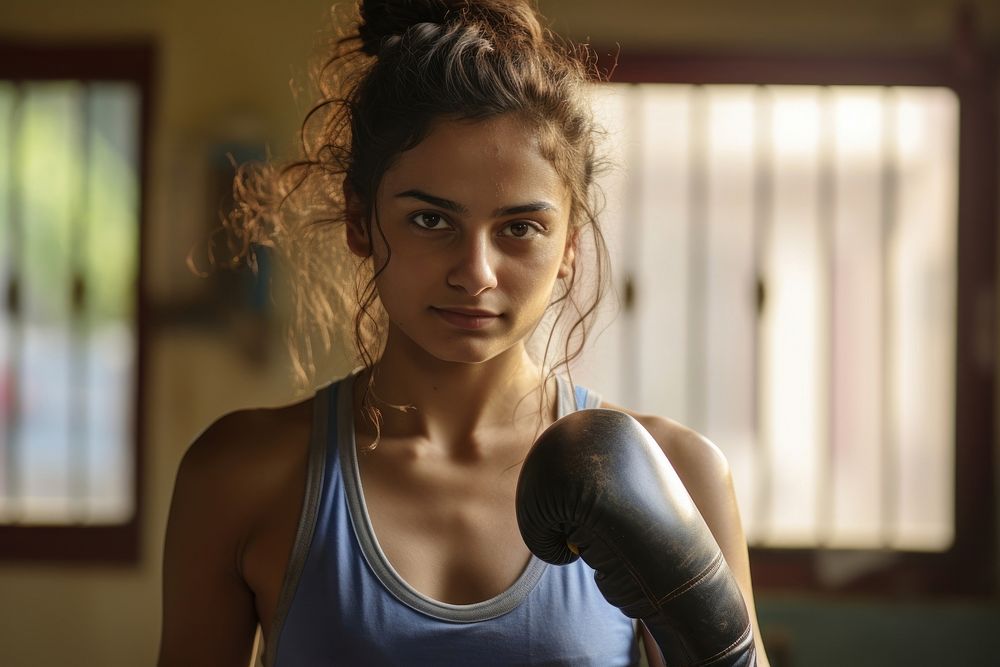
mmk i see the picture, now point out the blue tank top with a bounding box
[264,373,640,666]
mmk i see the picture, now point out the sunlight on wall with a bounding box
[576,83,957,551]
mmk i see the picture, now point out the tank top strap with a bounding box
[557,376,603,415]
[263,379,335,666]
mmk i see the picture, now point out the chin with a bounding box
[390,318,528,367]
[425,343,505,366]
[415,332,524,366]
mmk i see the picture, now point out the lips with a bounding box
[431,306,501,330]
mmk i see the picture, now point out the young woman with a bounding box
[159,1,770,665]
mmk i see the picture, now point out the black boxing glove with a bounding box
[515,409,756,667]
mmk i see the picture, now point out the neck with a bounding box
[353,329,553,453]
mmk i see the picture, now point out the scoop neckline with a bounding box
[336,372,579,622]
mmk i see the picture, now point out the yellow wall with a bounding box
[0,1,997,665]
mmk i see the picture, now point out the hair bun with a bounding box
[357,0,455,56]
[357,0,540,56]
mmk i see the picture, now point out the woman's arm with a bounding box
[620,408,771,667]
[158,414,260,667]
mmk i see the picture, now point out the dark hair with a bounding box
[228,0,611,441]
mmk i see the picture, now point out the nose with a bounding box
[447,232,498,296]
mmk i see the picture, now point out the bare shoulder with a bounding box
[165,397,317,583]
[174,397,315,522]
[599,401,731,487]
[180,398,316,479]
[160,397,316,666]
[174,398,316,580]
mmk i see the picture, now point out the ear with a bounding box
[558,226,577,279]
[343,179,371,257]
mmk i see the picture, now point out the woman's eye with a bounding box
[501,221,541,238]
[411,212,448,230]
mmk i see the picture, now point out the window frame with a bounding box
[603,48,998,596]
[0,41,154,563]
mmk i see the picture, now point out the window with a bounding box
[0,43,152,562]
[573,52,996,594]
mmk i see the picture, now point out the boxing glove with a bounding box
[515,409,756,667]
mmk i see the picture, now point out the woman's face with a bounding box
[349,113,576,366]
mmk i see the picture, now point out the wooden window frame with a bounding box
[603,44,998,596]
[0,41,154,563]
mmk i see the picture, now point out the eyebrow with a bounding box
[395,189,468,214]
[494,201,559,217]
[394,189,558,218]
